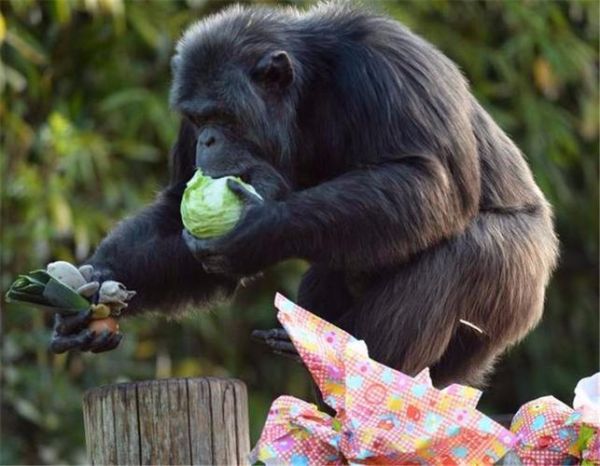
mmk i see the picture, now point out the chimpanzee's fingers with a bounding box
[182,229,200,255]
[80,330,110,352]
[54,309,93,335]
[182,230,237,274]
[182,229,219,260]
[266,339,297,354]
[273,350,302,363]
[227,179,263,205]
[90,331,122,353]
[251,328,290,343]
[102,333,123,352]
[49,329,95,353]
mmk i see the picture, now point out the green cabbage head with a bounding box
[180,170,262,238]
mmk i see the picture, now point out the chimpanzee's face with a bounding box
[169,15,296,179]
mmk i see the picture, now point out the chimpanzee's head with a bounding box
[170,3,473,190]
[170,6,301,181]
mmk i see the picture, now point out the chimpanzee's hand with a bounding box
[50,310,123,353]
[48,263,127,354]
[251,328,300,362]
[183,179,277,276]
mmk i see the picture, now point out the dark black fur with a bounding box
[69,3,557,386]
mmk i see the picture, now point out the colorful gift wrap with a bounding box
[251,293,517,465]
[511,388,599,465]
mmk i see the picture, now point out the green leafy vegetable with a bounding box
[180,169,261,239]
[42,278,90,311]
[5,270,89,314]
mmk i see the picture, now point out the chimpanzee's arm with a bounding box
[282,156,480,269]
[194,154,479,274]
[50,122,236,353]
[86,181,237,315]
[88,120,240,315]
[50,181,238,353]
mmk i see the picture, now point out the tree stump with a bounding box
[82,377,250,465]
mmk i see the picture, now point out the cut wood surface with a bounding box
[82,377,250,465]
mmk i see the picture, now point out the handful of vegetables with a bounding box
[6,261,135,334]
[180,169,262,239]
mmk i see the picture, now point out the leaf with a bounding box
[5,270,53,305]
[98,88,153,113]
[42,278,90,311]
[532,57,558,98]
[14,399,42,425]
[4,30,47,65]
[11,276,31,290]
[127,8,160,49]
[6,289,50,306]
[0,13,5,44]
[51,0,72,25]
[17,283,46,295]
[27,270,51,285]
[49,191,73,235]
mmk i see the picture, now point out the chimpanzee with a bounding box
[51,3,558,387]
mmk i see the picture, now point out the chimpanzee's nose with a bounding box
[198,128,218,148]
[196,128,223,170]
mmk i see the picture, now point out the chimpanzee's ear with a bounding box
[252,50,294,91]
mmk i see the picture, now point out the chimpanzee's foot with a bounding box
[253,329,337,414]
[49,310,122,353]
[251,328,300,362]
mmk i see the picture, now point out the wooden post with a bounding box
[82,377,250,465]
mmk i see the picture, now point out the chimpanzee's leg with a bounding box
[342,210,556,387]
[297,265,354,321]
[252,265,354,358]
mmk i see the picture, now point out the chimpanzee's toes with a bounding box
[251,328,289,342]
[251,328,300,362]
[49,329,95,354]
[55,309,93,335]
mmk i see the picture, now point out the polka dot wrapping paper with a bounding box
[250,293,518,465]
[511,396,599,465]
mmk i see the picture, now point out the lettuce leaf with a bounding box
[180,170,261,238]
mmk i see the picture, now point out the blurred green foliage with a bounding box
[1,0,597,464]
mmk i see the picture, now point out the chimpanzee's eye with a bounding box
[184,111,234,129]
[182,113,197,127]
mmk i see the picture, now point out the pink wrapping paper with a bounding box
[511,396,599,465]
[251,293,516,465]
